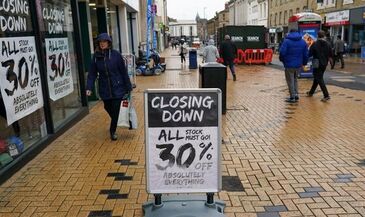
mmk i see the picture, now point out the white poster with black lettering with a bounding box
[45,38,73,101]
[0,36,44,126]
[145,89,222,194]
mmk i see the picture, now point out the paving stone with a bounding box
[264,205,288,212]
[298,192,320,198]
[336,174,355,179]
[1,49,365,217]
[257,212,280,217]
[222,176,244,192]
[304,187,325,192]
[88,210,112,217]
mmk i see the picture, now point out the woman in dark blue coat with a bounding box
[86,33,132,141]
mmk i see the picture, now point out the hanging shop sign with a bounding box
[0,36,44,126]
[325,10,350,26]
[145,89,222,194]
[45,38,73,101]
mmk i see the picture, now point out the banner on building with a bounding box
[146,0,153,59]
[0,36,44,126]
[45,38,73,101]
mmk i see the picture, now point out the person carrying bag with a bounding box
[86,33,132,141]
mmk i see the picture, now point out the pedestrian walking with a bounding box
[279,28,308,103]
[332,35,345,69]
[203,39,219,63]
[220,35,237,81]
[179,42,187,64]
[306,30,331,102]
[86,33,132,141]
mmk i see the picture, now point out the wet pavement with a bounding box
[1,48,365,217]
[271,54,365,91]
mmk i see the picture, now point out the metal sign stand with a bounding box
[143,193,226,217]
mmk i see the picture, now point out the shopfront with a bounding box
[325,10,350,42]
[86,0,140,56]
[349,7,365,55]
[0,0,87,182]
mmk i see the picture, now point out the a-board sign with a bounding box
[144,89,222,194]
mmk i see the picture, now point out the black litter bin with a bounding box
[199,63,227,114]
[189,49,197,69]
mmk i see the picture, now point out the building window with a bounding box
[270,14,273,26]
[289,9,293,17]
[279,12,282,25]
[275,13,277,26]
[296,7,300,13]
[284,11,287,24]
[38,0,83,130]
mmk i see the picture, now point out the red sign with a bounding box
[325,21,350,26]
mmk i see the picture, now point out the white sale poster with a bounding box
[0,36,44,126]
[45,38,73,101]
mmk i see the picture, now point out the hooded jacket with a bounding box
[203,39,220,63]
[309,38,331,69]
[279,32,308,68]
[86,34,132,100]
[219,39,237,61]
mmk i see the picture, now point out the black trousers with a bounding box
[332,52,344,68]
[180,54,185,63]
[309,67,329,98]
[103,98,122,135]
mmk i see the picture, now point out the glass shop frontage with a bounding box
[0,0,141,183]
[0,0,88,182]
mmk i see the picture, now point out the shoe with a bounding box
[306,91,313,97]
[321,96,330,102]
[233,74,236,81]
[110,133,118,141]
[295,96,299,101]
[285,97,296,103]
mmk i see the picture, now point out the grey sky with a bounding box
[167,0,226,20]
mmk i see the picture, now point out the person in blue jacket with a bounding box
[279,28,308,103]
[86,33,132,141]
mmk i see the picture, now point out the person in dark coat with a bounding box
[279,28,308,103]
[332,35,345,69]
[179,42,187,64]
[86,33,132,141]
[220,35,237,81]
[306,30,331,102]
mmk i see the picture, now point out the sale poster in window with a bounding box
[45,38,73,101]
[0,36,44,126]
[145,91,221,194]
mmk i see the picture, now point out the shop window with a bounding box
[0,0,47,169]
[36,0,82,130]
[107,5,121,52]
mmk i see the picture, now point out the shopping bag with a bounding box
[117,99,130,128]
[129,106,138,129]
